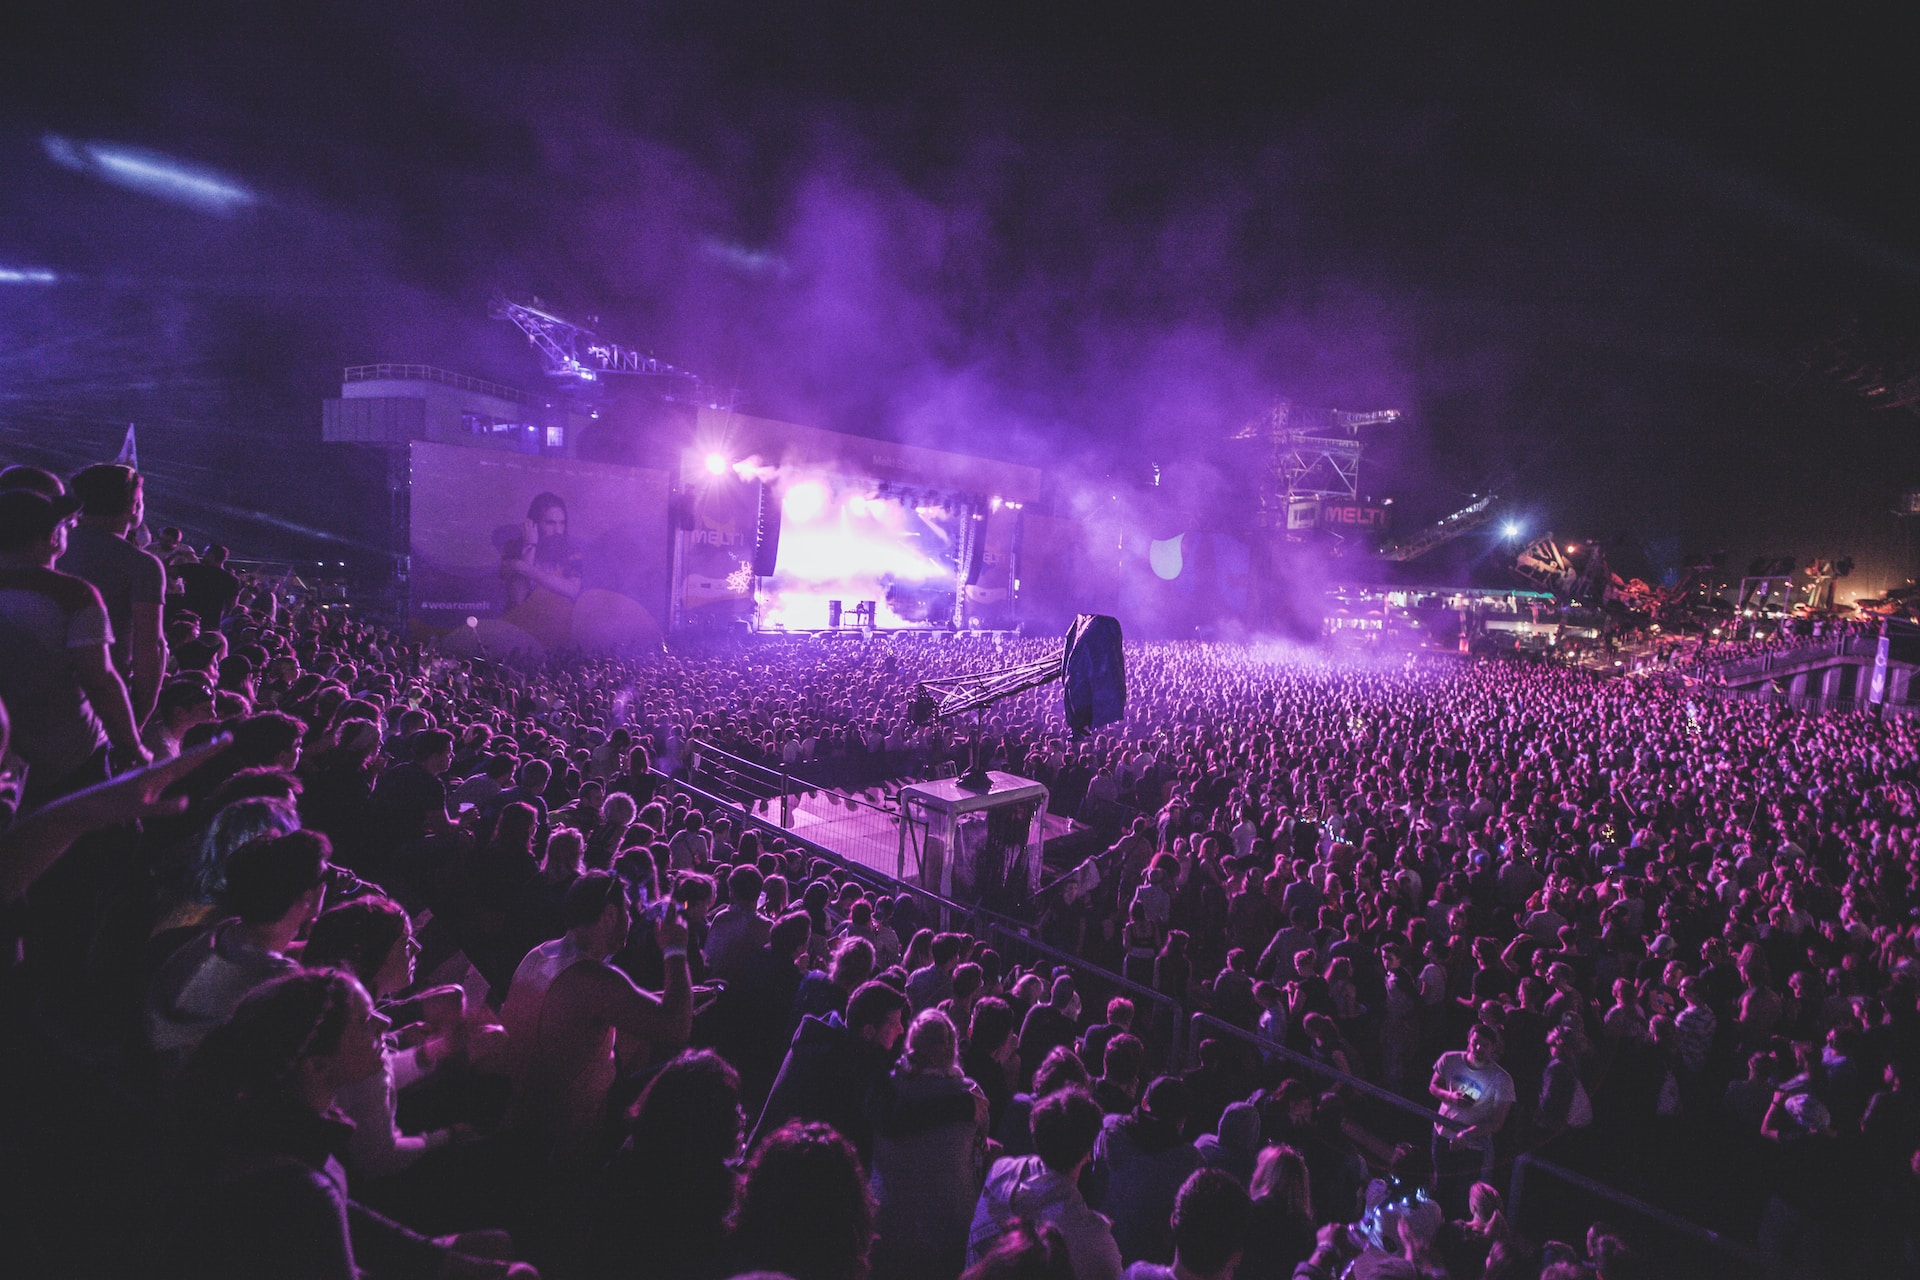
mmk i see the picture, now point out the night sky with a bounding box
[3,3,1919,594]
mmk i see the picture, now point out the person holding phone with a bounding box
[498,871,693,1164]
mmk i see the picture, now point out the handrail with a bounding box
[1713,633,1878,682]
[1511,1155,1760,1258]
[688,739,787,788]
[1190,1014,1783,1272]
[986,923,1186,1066]
[1187,1012,1449,1130]
[687,739,795,826]
[1509,1154,1799,1280]
[689,737,933,832]
[657,769,1766,1260]
[343,363,535,405]
[657,768,1182,1061]
[654,769,987,927]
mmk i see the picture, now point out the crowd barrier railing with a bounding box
[982,924,1186,1072]
[1186,1012,1448,1170]
[685,740,794,827]
[655,768,1188,1068]
[1508,1154,1804,1280]
[687,738,960,849]
[1712,632,1878,682]
[657,769,1781,1269]
[656,769,983,936]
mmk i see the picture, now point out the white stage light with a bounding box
[783,481,828,523]
[704,452,729,476]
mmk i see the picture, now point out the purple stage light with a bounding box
[759,474,962,630]
[0,267,58,284]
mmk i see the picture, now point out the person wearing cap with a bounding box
[59,463,168,728]
[499,870,693,1162]
[1087,1074,1203,1266]
[0,487,150,807]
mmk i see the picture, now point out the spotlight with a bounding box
[783,481,828,522]
[1502,522,1522,539]
[44,134,256,215]
[703,452,729,476]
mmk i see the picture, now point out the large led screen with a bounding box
[409,442,670,654]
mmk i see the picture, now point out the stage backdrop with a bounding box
[409,442,671,655]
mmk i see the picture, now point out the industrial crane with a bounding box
[491,297,734,408]
[1376,494,1498,562]
[1228,400,1400,534]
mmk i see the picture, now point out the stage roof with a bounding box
[695,407,1043,503]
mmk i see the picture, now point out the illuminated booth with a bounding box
[895,613,1126,917]
[896,773,1049,916]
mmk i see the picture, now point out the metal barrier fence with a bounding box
[657,767,1188,1069]
[658,768,1788,1274]
[657,770,972,937]
[1184,1015,1797,1278]
[1714,634,1877,681]
[688,740,919,877]
[1508,1155,1795,1280]
[983,924,1186,1073]
[1187,1013,1447,1172]
[685,741,793,827]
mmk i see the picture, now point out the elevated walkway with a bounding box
[1707,634,1920,711]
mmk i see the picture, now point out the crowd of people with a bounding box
[3,458,1920,1278]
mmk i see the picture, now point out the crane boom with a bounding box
[1377,495,1497,561]
[490,297,731,406]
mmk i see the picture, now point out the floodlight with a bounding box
[704,452,729,476]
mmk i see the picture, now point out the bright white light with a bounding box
[990,496,1002,511]
[1502,522,1522,538]
[757,484,963,631]
[783,481,829,523]
[703,452,729,476]
[45,135,257,215]
[0,267,57,284]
